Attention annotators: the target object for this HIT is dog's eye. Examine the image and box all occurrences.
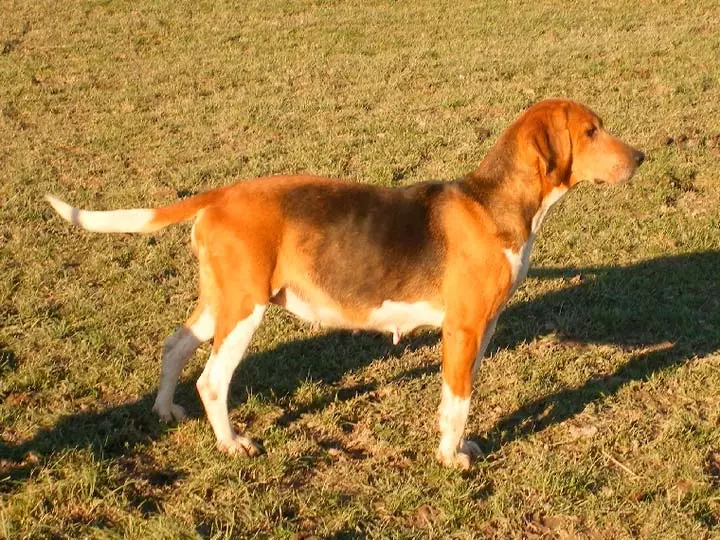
[586,126,598,138]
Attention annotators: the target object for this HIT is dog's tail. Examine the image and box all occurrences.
[44,189,224,234]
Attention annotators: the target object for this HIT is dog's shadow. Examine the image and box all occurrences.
[0,325,437,493]
[187,324,440,426]
[2,251,719,490]
[478,249,720,453]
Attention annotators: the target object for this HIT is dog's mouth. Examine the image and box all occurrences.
[593,165,639,186]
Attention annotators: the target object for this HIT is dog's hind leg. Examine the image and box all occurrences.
[196,303,266,456]
[153,298,215,422]
[190,206,275,455]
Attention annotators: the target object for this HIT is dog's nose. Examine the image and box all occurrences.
[633,150,645,166]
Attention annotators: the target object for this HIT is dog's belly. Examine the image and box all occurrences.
[282,288,349,327]
[281,288,445,339]
[367,299,445,336]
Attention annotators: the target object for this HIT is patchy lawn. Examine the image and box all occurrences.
[1,0,719,537]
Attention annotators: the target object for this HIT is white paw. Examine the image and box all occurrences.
[152,402,187,423]
[436,440,481,470]
[216,434,262,457]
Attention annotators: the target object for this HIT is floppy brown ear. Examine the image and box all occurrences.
[532,108,571,187]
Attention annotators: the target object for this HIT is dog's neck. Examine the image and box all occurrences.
[458,150,568,251]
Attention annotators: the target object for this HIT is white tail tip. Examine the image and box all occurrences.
[45,194,78,225]
[44,194,154,233]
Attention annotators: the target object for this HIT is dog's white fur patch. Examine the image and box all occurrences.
[504,186,568,291]
[283,288,444,343]
[368,300,445,342]
[437,380,471,460]
[283,289,348,327]
[532,186,567,234]
[45,194,155,233]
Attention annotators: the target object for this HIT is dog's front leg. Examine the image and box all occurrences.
[436,322,487,470]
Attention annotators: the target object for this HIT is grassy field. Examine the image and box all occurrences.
[2,0,720,537]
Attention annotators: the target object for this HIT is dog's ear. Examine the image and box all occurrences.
[532,107,571,187]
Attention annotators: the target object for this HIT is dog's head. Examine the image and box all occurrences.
[517,99,645,191]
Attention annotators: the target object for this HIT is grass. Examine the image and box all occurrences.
[1,0,720,537]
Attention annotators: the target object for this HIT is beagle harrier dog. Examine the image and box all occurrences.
[46,99,644,469]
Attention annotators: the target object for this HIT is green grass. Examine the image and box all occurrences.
[2,0,720,537]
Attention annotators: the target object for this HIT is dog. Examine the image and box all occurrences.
[45,99,644,469]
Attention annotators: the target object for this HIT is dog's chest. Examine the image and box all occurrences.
[504,236,535,295]
[504,186,568,294]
